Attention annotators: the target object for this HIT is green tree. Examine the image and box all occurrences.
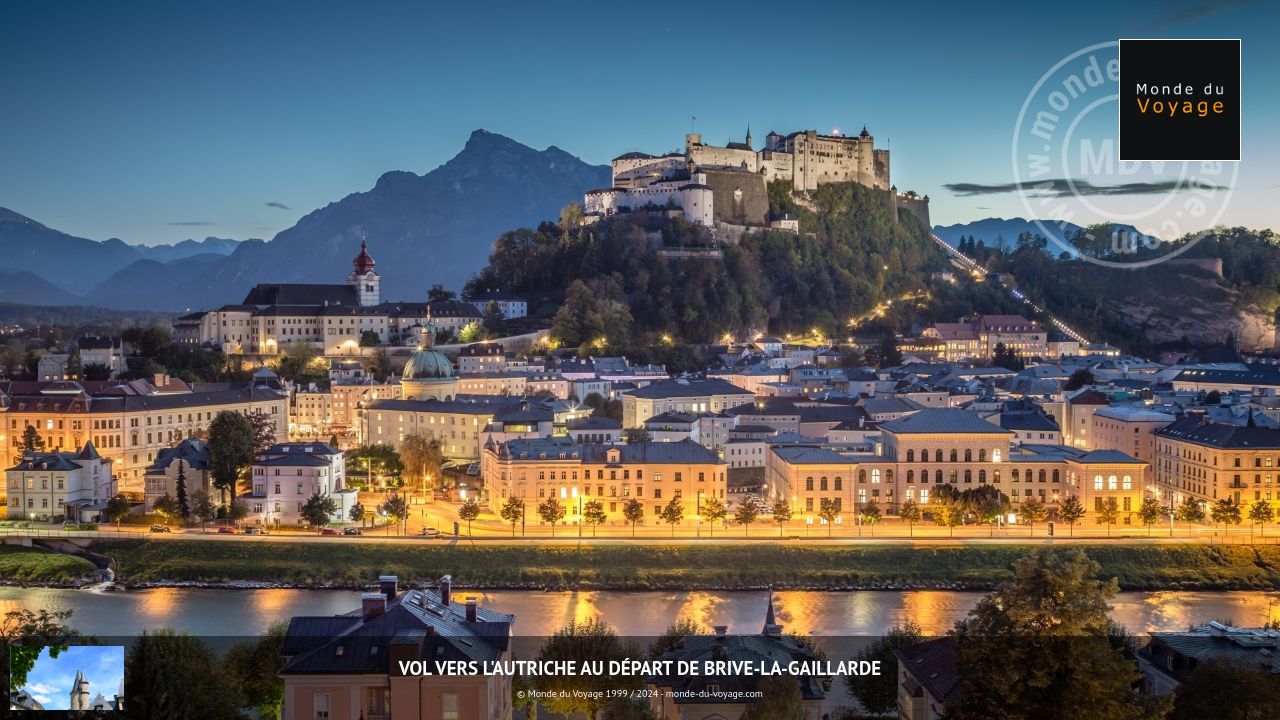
[126,629,244,720]
[190,489,217,531]
[1065,368,1095,391]
[247,410,277,453]
[660,496,685,536]
[1059,494,1086,536]
[65,344,83,379]
[19,425,44,453]
[1097,496,1121,536]
[227,497,249,525]
[648,618,705,660]
[748,675,806,719]
[458,497,482,535]
[877,332,903,368]
[348,502,366,526]
[623,498,644,537]
[82,362,112,381]
[380,493,409,535]
[153,493,180,525]
[622,427,650,444]
[947,548,1161,720]
[359,329,381,347]
[482,300,506,335]
[534,618,641,719]
[1248,500,1274,539]
[735,497,761,537]
[700,495,727,537]
[104,493,132,528]
[1020,496,1047,537]
[538,496,566,536]
[368,347,392,382]
[1211,498,1242,534]
[582,499,607,537]
[845,622,924,716]
[770,497,793,537]
[1137,496,1165,536]
[427,283,456,303]
[817,497,840,537]
[175,461,190,519]
[400,433,445,492]
[860,499,882,535]
[1176,496,1206,534]
[208,410,254,506]
[899,498,922,536]
[3,608,79,690]
[222,624,287,720]
[501,497,525,537]
[1167,659,1280,720]
[300,491,339,531]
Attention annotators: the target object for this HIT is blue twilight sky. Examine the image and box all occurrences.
[1,0,1276,246]
[15,645,124,710]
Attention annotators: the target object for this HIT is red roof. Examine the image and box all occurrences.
[352,239,376,275]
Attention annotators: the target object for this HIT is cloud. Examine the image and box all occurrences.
[1143,0,1257,31]
[266,201,290,210]
[25,682,59,695]
[33,694,52,705]
[165,220,216,226]
[944,179,1228,197]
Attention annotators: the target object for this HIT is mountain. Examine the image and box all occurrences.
[80,254,233,311]
[0,271,79,305]
[133,236,242,263]
[85,129,610,310]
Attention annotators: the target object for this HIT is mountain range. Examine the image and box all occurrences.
[0,130,608,312]
[932,216,1160,252]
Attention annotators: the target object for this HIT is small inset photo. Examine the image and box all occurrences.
[9,645,125,712]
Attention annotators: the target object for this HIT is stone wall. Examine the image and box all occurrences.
[702,169,769,226]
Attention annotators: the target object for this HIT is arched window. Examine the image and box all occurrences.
[1122,475,1132,490]
[964,469,973,483]
[1094,475,1103,490]
[858,469,867,483]
[1108,475,1118,490]
[1052,469,1060,483]
[993,449,1002,463]
[907,470,914,483]
[950,449,958,462]
[906,449,915,462]
[872,469,881,484]
[835,477,843,491]
[935,449,944,462]
[965,449,972,462]
[935,469,943,484]
[820,476,829,491]
[979,469,987,483]
[978,449,987,462]
[1039,469,1047,483]
[1012,469,1020,482]
[805,477,813,491]
[886,469,894,483]
[948,470,957,483]
[993,470,1001,483]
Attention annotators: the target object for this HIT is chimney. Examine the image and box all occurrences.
[714,625,728,638]
[466,597,478,622]
[439,574,452,606]
[361,593,386,621]
[379,575,398,601]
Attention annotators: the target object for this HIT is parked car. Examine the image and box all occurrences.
[217,526,238,534]
[319,527,340,536]
[244,526,270,535]
[149,524,171,533]
[62,520,80,530]
[342,527,363,536]
[419,527,440,537]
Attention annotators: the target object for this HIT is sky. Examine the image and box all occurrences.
[15,645,125,710]
[1,0,1276,246]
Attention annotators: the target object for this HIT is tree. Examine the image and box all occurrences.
[846,622,924,716]
[247,410,277,453]
[83,362,112,381]
[623,498,644,537]
[482,300,506,335]
[817,498,840,537]
[458,497,482,535]
[300,491,339,531]
[175,461,190,520]
[734,497,761,537]
[991,341,1025,371]
[501,497,525,537]
[1204,389,1223,405]
[1211,498,1242,534]
[1064,368,1095,391]
[1248,500,1274,539]
[348,502,365,526]
[747,675,806,719]
[1020,497,1047,537]
[4,608,79,690]
[899,498,922,536]
[660,496,685,536]
[700,496,727,537]
[380,493,409,535]
[770,497,793,537]
[222,624,287,720]
[1177,497,1206,534]
[65,344,83,379]
[190,489,217,531]
[622,427,650,444]
[359,329,381,347]
[19,425,44,453]
[400,433,445,492]
[104,493,132,528]
[582,499,606,537]
[368,346,392,382]
[877,332,902,368]
[947,548,1160,720]
[538,497,566,536]
[1059,494,1086,536]
[1167,659,1280,720]
[126,629,244,720]
[427,283,456,303]
[153,493,180,525]
[860,500,882,535]
[1097,497,1121,536]
[1138,496,1165,536]
[227,497,249,525]
[208,410,254,506]
[534,618,641,719]
[648,617,706,660]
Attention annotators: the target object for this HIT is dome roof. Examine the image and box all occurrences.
[352,239,376,276]
[403,347,454,380]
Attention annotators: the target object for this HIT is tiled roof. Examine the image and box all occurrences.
[895,637,960,703]
[1073,449,1144,464]
[625,378,752,399]
[367,398,519,415]
[880,408,1009,435]
[242,283,359,307]
[1155,415,1280,450]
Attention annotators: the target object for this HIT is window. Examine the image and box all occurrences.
[312,694,330,720]
[1094,475,1103,490]
[442,692,460,720]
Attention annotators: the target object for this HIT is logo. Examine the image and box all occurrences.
[1011,41,1238,269]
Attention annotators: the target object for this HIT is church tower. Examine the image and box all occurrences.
[348,234,380,306]
[745,124,752,150]
[70,669,89,711]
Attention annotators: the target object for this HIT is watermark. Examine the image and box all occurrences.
[1011,41,1237,268]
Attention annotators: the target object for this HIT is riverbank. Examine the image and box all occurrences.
[0,545,99,585]
[70,540,1280,591]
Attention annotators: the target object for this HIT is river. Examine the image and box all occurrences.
[2,586,1277,639]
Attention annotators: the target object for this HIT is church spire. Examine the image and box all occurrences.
[745,124,753,149]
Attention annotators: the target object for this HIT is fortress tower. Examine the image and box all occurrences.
[347,235,381,306]
[69,669,89,711]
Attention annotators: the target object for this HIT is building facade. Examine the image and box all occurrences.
[6,443,112,521]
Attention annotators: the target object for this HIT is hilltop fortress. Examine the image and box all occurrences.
[584,127,929,237]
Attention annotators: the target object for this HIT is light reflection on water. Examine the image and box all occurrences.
[0,586,1277,638]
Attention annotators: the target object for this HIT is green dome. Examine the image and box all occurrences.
[403,347,454,380]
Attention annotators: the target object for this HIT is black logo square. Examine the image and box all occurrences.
[1119,39,1240,161]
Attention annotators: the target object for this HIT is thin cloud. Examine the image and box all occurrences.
[944,179,1229,197]
[266,201,290,210]
[165,220,216,226]
[1143,0,1256,31]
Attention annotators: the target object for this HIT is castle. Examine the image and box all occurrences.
[69,668,123,711]
[584,126,928,233]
